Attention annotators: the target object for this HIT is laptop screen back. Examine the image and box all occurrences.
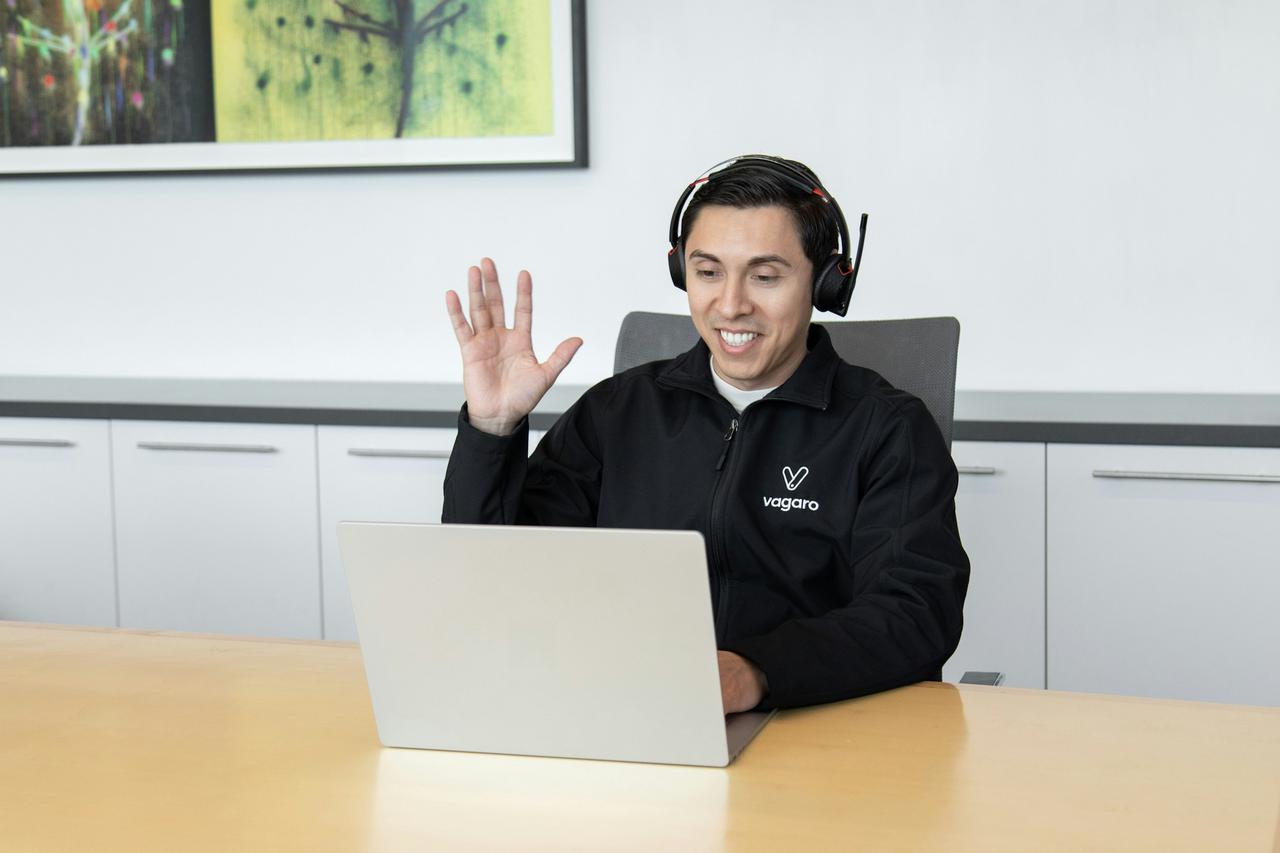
[338,522,731,766]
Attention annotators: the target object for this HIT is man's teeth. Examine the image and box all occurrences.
[720,330,758,347]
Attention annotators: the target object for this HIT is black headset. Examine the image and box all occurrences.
[667,155,868,316]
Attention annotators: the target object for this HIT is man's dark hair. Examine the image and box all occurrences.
[680,158,838,270]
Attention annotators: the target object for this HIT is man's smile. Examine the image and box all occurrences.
[718,329,761,352]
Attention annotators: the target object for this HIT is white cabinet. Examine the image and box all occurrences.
[111,421,321,639]
[0,418,117,627]
[318,426,546,641]
[1047,443,1280,706]
[318,426,456,641]
[944,441,1046,688]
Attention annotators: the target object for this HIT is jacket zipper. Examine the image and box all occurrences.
[708,414,740,644]
[716,418,738,470]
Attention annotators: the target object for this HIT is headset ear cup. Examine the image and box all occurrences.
[668,243,687,291]
[812,256,854,316]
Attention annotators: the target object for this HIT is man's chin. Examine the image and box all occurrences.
[711,357,768,391]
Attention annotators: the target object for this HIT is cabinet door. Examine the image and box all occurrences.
[943,441,1046,688]
[319,426,544,641]
[0,418,116,627]
[319,426,546,641]
[1047,443,1280,706]
[112,421,321,639]
[318,426,454,641]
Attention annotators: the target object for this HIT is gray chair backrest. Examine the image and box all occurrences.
[613,311,960,448]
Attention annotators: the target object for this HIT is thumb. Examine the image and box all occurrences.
[541,337,583,384]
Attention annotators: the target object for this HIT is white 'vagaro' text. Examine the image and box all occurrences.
[762,496,820,512]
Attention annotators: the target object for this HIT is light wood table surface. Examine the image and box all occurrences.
[2,623,1278,852]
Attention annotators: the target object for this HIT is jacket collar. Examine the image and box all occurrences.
[656,324,840,411]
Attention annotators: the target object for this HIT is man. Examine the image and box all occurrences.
[443,156,968,713]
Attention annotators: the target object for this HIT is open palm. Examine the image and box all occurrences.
[445,258,583,436]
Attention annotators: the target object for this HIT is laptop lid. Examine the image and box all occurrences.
[338,522,768,767]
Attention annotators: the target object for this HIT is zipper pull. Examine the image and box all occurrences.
[716,418,739,471]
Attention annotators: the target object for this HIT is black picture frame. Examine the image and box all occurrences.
[0,0,587,177]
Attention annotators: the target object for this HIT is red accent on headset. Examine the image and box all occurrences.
[690,177,710,188]
[812,187,827,198]
[668,246,677,256]
[838,262,853,276]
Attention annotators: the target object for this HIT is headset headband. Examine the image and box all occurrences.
[668,156,845,258]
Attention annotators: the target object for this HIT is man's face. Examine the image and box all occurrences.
[684,204,815,391]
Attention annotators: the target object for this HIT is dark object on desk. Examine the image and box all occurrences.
[960,671,1007,687]
[613,312,961,449]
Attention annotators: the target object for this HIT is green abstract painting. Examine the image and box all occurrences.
[212,0,553,142]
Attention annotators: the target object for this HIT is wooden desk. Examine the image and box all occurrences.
[2,623,1278,852]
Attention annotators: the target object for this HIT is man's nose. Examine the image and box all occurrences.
[715,275,752,318]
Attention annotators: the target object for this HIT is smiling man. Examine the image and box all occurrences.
[443,156,969,713]
[685,204,813,392]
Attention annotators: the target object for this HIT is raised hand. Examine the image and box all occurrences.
[445,258,583,436]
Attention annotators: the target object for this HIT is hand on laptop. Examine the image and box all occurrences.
[446,258,583,436]
[719,650,768,714]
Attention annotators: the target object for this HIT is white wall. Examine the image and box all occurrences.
[1,0,1276,393]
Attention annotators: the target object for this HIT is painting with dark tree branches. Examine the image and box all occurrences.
[212,0,553,143]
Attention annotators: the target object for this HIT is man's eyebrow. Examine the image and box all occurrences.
[687,250,794,268]
[747,254,793,268]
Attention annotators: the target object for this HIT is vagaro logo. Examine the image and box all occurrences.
[764,465,819,512]
[782,465,808,491]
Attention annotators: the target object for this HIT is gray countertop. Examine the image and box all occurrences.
[950,391,1280,447]
[953,391,1280,426]
[0,376,578,415]
[2,376,1279,447]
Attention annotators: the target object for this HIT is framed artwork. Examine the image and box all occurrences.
[0,0,586,174]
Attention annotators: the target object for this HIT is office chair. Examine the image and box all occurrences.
[614,311,961,449]
[612,310,1002,687]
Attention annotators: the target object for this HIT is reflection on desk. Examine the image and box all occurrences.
[1,623,1278,852]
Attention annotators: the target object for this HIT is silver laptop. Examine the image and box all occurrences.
[337,522,774,767]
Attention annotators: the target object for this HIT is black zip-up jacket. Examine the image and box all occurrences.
[443,324,969,709]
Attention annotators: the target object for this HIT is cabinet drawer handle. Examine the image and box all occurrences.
[137,442,279,454]
[347,448,451,459]
[957,466,998,475]
[0,438,76,448]
[1092,469,1280,484]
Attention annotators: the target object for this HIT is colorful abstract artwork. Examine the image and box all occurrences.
[0,0,214,147]
[0,0,584,173]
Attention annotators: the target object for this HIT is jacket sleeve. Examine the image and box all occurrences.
[723,399,970,709]
[442,399,604,527]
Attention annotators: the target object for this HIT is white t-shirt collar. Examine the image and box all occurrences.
[709,356,777,413]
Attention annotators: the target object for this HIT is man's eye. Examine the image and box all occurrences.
[695,269,721,279]
[753,275,779,284]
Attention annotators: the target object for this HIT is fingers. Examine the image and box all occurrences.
[717,651,734,714]
[513,269,533,336]
[466,264,491,332]
[715,651,765,714]
[541,336,584,385]
[480,257,507,330]
[445,290,473,346]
